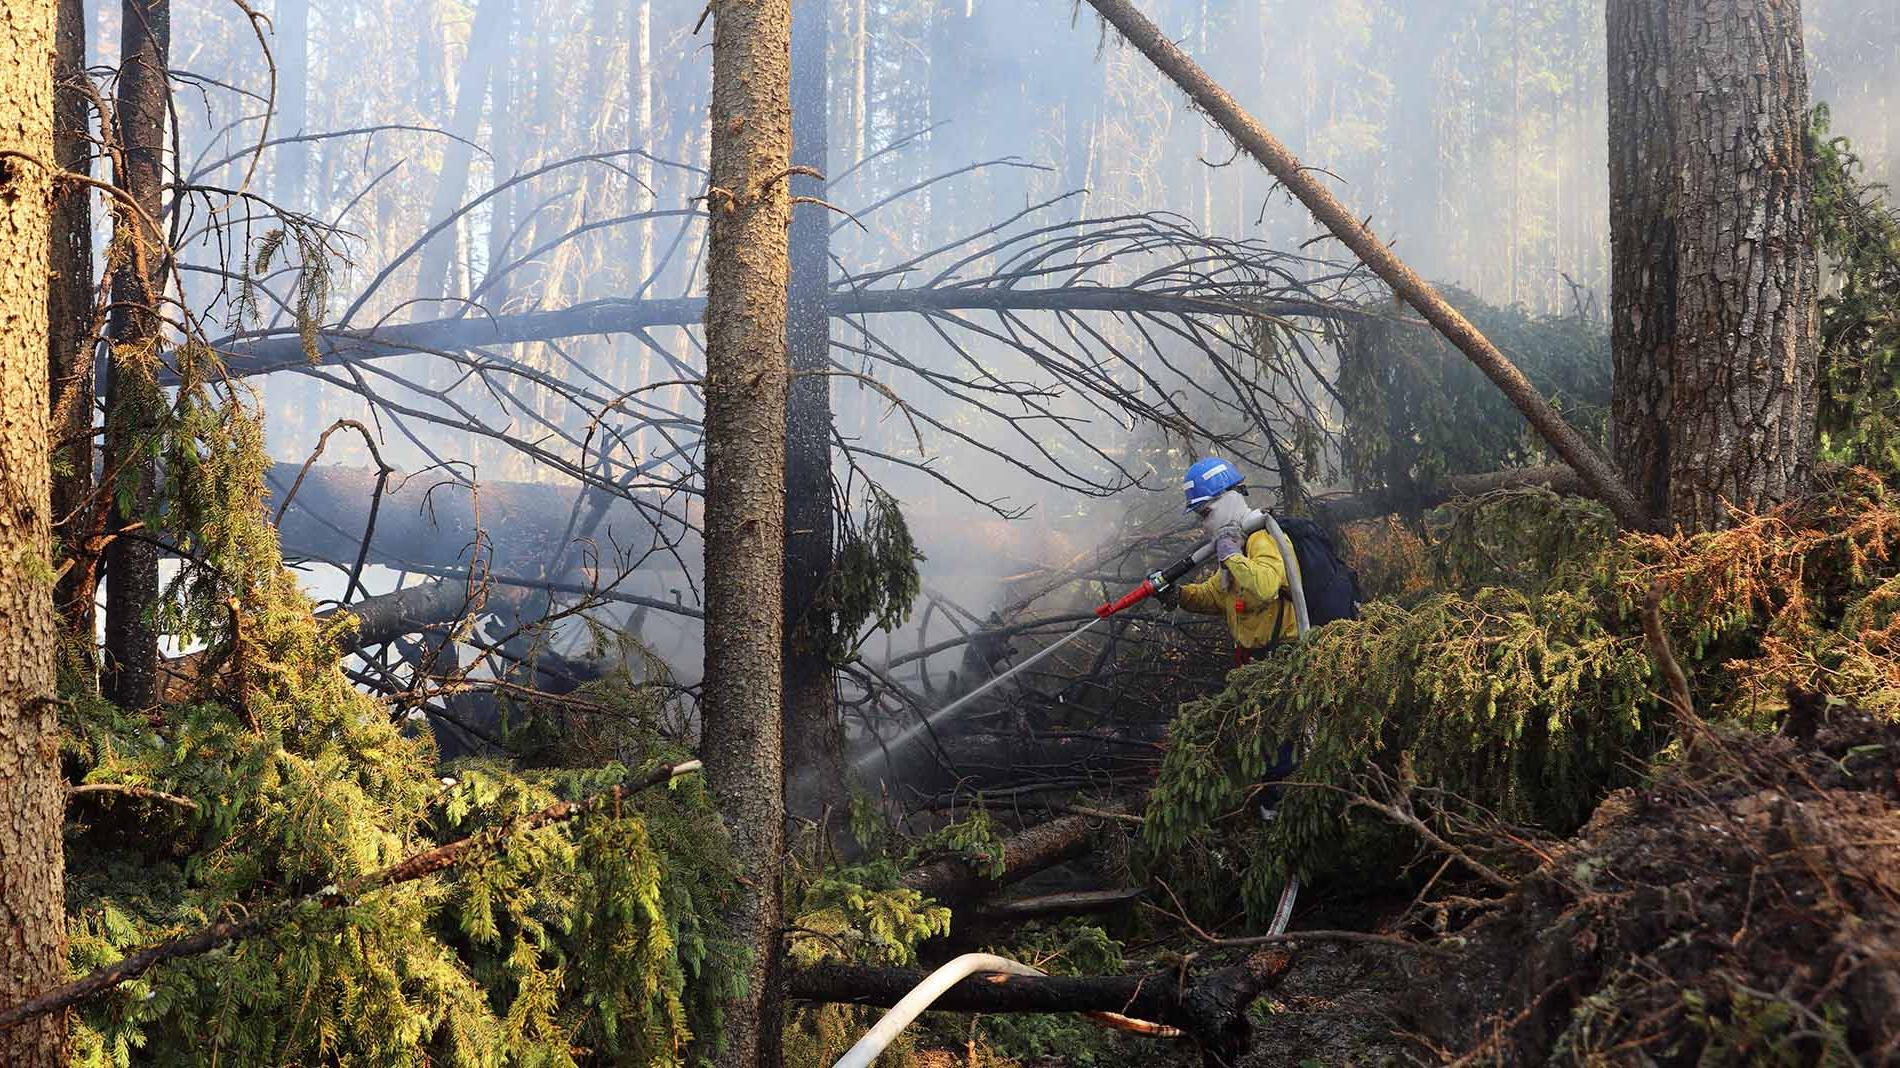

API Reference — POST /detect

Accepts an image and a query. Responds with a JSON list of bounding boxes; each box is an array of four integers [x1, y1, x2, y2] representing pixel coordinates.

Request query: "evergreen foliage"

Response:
[[1143, 472, 1900, 923], [1812, 106, 1900, 478], [817, 484, 924, 664], [60, 380, 742, 1066], [1336, 289, 1610, 497]]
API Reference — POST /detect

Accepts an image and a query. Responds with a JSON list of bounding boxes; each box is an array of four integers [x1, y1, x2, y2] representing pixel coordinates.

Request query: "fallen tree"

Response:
[[188, 287, 1361, 383]]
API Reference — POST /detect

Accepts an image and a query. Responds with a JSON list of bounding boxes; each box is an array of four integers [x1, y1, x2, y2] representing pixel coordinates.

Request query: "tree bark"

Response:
[[900, 811, 1101, 903], [1663, 0, 1816, 529], [101, 0, 171, 711], [0, 3, 70, 1061], [783, 0, 844, 819], [1607, 0, 1677, 523], [49, 0, 95, 652], [701, 0, 793, 1064], [1079, 0, 1652, 532]]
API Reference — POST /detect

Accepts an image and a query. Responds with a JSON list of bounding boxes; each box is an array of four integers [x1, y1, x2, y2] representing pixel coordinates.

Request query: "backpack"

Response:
[[1274, 516, 1361, 627]]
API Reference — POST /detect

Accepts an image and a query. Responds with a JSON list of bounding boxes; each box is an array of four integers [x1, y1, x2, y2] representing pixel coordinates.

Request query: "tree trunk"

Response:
[[413, 0, 510, 307], [701, 0, 793, 1065], [101, 0, 171, 711], [0, 3, 70, 1062], [49, 0, 95, 652], [1609, 0, 1818, 532], [1664, 0, 1816, 529], [1607, 0, 1678, 523], [783, 0, 844, 818]]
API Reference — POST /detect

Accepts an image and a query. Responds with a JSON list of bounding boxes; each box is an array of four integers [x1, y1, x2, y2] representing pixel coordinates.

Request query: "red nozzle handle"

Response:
[[1095, 579, 1156, 618]]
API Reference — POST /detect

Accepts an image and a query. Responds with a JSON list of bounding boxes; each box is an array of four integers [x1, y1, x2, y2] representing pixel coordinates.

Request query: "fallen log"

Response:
[[265, 461, 691, 579], [900, 811, 1105, 903], [788, 946, 1291, 1064], [969, 887, 1147, 924], [188, 288, 1358, 383]]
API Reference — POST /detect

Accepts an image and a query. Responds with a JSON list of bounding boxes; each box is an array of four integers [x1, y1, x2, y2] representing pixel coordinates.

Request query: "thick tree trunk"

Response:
[[0, 4, 70, 1062], [1664, 0, 1816, 529], [701, 0, 793, 1065], [1609, 0, 1818, 532], [1079, 0, 1651, 532], [101, 0, 171, 711], [1607, 0, 1676, 522], [50, 0, 95, 652], [783, 0, 844, 818]]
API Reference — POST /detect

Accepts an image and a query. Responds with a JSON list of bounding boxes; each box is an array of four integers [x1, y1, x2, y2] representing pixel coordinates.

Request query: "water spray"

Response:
[[852, 508, 1285, 777]]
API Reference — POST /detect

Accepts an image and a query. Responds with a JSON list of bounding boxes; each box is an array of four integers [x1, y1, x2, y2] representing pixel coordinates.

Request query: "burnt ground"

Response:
[[1240, 699, 1900, 1066]]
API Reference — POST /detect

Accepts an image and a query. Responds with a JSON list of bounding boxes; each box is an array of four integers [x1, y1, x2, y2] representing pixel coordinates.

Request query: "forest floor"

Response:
[[1227, 698, 1900, 1066]]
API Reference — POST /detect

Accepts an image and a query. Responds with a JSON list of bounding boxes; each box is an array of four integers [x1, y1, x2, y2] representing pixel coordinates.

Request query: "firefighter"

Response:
[[1159, 457, 1301, 665]]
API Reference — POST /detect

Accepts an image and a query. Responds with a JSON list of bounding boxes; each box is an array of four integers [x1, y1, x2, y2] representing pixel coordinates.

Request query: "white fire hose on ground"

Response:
[[830, 514, 1316, 1068], [830, 953, 1180, 1068]]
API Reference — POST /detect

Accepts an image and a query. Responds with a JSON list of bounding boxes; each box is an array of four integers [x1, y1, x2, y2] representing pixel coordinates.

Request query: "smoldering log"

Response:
[[188, 287, 1361, 384], [788, 946, 1291, 1062]]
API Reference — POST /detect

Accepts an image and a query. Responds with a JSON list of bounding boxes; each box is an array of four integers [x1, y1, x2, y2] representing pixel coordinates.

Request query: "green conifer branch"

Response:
[[1, 759, 703, 1031]]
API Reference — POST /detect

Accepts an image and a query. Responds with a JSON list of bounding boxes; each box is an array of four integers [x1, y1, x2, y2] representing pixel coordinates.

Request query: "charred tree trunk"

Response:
[[783, 0, 844, 818], [1609, 0, 1818, 532], [101, 0, 171, 711], [0, 4, 70, 1062], [789, 947, 1291, 1064], [701, 0, 793, 1064], [49, 0, 95, 654], [1664, 0, 1817, 529]]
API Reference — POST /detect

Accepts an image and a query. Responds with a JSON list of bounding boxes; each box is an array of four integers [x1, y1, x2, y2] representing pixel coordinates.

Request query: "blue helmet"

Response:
[[1182, 457, 1244, 512]]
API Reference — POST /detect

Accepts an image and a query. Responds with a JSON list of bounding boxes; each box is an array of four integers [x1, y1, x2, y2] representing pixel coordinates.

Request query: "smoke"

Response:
[[113, 0, 1900, 729]]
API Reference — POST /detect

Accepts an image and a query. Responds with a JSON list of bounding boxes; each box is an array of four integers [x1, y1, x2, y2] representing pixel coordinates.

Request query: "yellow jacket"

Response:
[[1177, 529, 1301, 650]]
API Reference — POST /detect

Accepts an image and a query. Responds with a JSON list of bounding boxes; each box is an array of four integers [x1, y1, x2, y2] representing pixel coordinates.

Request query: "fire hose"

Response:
[[829, 953, 1180, 1068]]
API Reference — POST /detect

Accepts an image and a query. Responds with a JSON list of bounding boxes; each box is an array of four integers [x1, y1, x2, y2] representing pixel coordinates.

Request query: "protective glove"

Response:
[[1200, 491, 1250, 562]]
